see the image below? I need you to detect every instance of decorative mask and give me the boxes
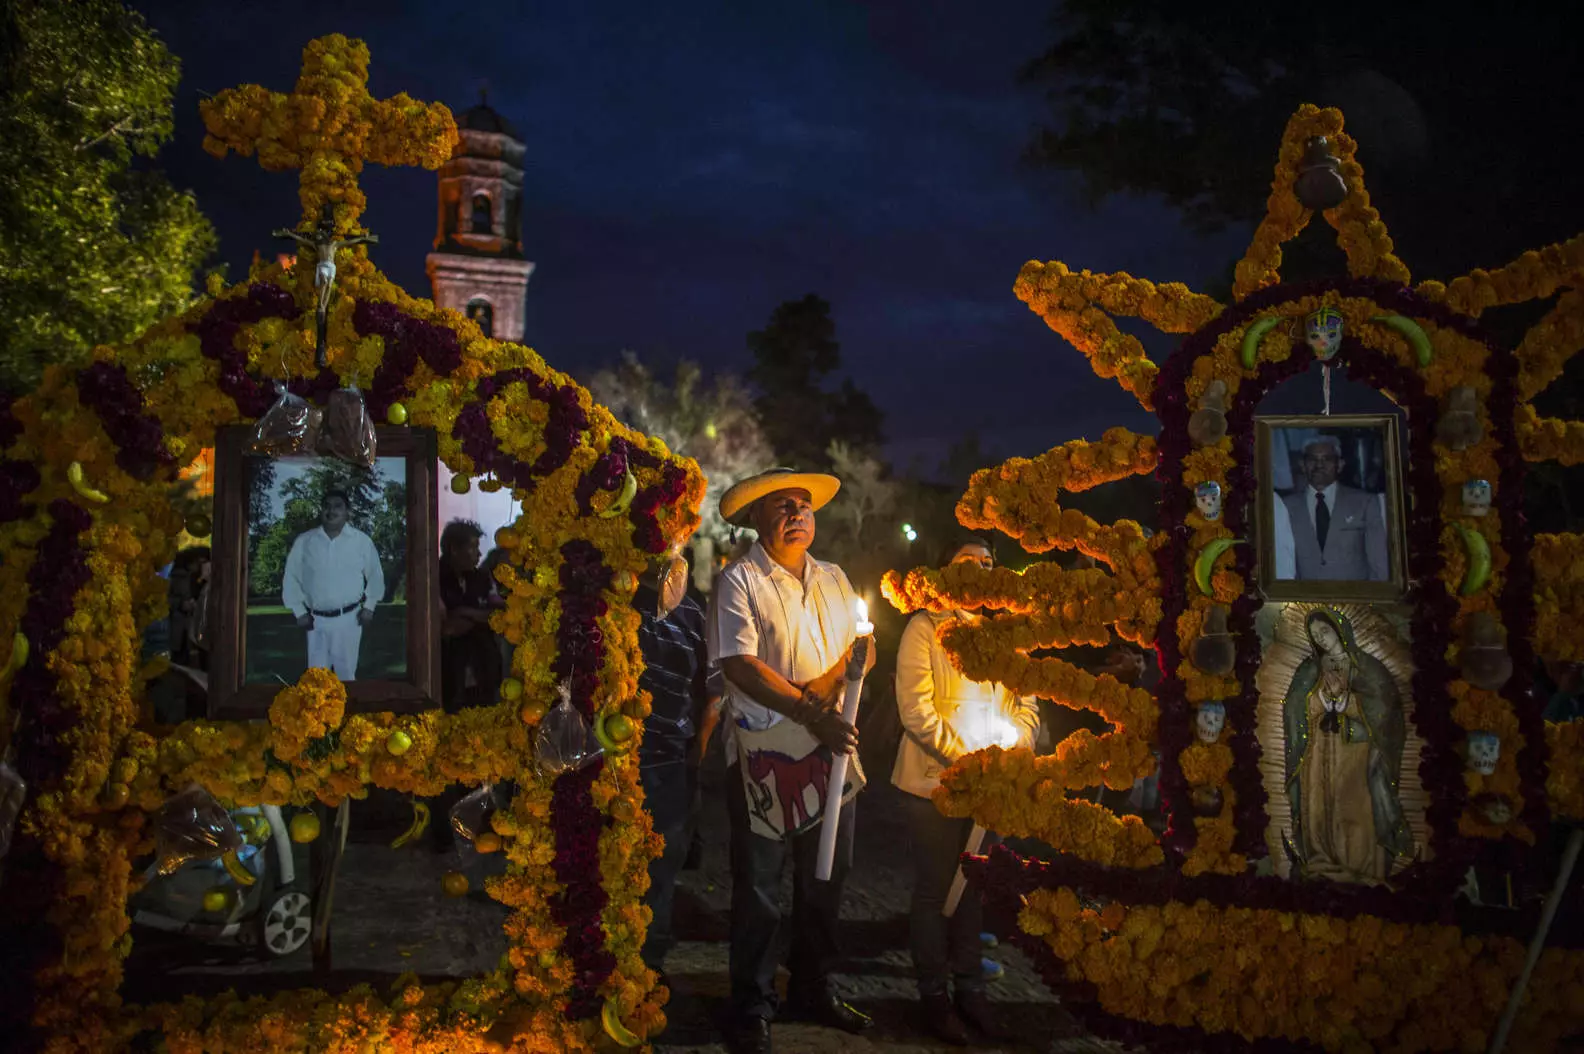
[1467,731,1501,776]
[1194,481,1222,521]
[1195,701,1227,744]
[1304,307,1345,361]
[1461,479,1492,517]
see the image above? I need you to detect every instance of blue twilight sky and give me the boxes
[132,1,1252,476]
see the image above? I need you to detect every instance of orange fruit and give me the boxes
[499,677,523,702]
[519,699,548,725]
[473,832,502,854]
[202,888,234,913]
[386,730,413,756]
[386,402,410,426]
[449,474,471,494]
[494,526,519,549]
[441,871,469,897]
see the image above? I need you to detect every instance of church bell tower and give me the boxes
[426,96,535,342]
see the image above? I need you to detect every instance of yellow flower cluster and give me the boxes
[933,748,1162,867]
[1547,720,1584,822]
[1515,289,1584,402]
[1418,232,1584,319]
[199,34,458,228]
[1518,406,1584,468]
[1233,105,1408,301]
[1018,888,1584,1052]
[1012,264,1169,409]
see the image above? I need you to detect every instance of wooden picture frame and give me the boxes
[1254,413,1409,603]
[208,426,441,720]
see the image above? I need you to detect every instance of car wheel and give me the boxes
[259,889,311,957]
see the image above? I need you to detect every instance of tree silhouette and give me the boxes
[587,351,776,552]
[747,295,884,471]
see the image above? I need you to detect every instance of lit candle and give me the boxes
[815,597,873,882]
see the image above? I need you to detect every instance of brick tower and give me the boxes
[425,96,534,341]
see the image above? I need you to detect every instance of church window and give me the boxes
[471,193,492,234]
[467,299,493,338]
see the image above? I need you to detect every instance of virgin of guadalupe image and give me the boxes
[1281,607,1414,882]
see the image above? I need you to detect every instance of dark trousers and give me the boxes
[725,764,854,1021]
[640,760,693,970]
[902,792,995,997]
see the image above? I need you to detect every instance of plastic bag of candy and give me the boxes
[248,383,322,456]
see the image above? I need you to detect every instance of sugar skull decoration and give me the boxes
[1195,700,1227,744]
[1467,731,1501,776]
[1194,480,1222,521]
[1461,479,1492,517]
[1304,307,1345,361]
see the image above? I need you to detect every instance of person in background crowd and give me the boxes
[633,543,715,982]
[282,490,384,680]
[480,546,514,673]
[432,520,505,855]
[710,468,875,1054]
[167,546,211,668]
[892,535,1040,1045]
[438,519,503,713]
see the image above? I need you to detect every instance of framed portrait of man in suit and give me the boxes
[1254,414,1408,602]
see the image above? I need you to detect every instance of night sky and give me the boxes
[131,0,1251,475]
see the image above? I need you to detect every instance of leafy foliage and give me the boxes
[587,351,776,552]
[1019,2,1584,273]
[246,457,406,603]
[0,0,216,391]
[747,295,884,470]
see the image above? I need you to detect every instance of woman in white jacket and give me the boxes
[891,536,1040,1045]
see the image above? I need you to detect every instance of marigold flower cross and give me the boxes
[198,34,459,230]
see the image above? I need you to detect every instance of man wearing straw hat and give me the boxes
[710,468,876,1054]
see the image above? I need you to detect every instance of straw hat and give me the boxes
[720,467,840,527]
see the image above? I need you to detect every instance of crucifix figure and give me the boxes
[273,204,379,369]
[198,34,457,369]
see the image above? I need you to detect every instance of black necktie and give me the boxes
[1315,491,1330,552]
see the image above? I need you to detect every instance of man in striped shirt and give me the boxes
[635,544,713,978]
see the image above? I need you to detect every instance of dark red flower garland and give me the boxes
[10,499,95,790]
[75,362,177,479]
[0,392,40,524]
[352,300,463,421]
[551,539,618,1017]
[453,369,590,492]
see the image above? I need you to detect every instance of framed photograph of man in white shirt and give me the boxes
[1254,414,1408,603]
[208,427,441,720]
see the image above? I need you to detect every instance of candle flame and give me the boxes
[855,596,869,624]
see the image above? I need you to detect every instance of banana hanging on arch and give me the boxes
[1238,317,1283,370]
[598,468,638,519]
[1456,524,1492,596]
[1193,538,1243,596]
[1371,315,1434,367]
[66,461,109,504]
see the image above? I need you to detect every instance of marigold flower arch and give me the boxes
[884,105,1584,1051]
[0,35,702,1053]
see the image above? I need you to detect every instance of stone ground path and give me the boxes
[123,777,1134,1053]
